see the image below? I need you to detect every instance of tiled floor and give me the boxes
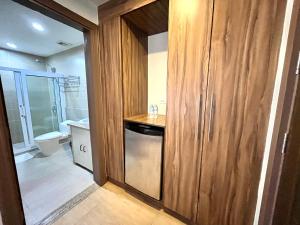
[53,182,185,225]
[13,142,29,155]
[16,146,94,225]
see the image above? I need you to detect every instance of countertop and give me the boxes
[124,114,166,128]
[69,121,90,130]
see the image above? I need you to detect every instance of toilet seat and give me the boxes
[34,131,62,142]
[34,120,73,156]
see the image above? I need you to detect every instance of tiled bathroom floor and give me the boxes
[15,146,94,225]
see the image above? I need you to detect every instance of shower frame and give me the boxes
[0,66,66,151]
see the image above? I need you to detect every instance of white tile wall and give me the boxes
[46,45,89,122]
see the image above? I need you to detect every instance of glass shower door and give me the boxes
[26,76,59,137]
[0,70,31,154]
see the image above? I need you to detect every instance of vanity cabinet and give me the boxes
[71,126,93,171]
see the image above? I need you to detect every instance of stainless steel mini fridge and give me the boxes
[125,122,164,200]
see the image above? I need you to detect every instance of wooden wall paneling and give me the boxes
[122,0,169,35]
[163,0,213,221]
[197,0,287,225]
[0,82,25,225]
[101,17,125,183]
[121,19,148,118]
[268,7,300,225]
[84,29,108,185]
[98,0,158,21]
[272,77,300,225]
[259,2,300,224]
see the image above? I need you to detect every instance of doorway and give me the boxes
[0,0,95,224]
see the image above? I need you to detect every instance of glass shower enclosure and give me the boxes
[0,67,65,155]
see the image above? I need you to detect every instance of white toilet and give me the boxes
[34,120,73,156]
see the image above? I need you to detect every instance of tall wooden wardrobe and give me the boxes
[97,0,287,224]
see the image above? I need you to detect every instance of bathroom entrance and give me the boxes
[0,0,96,224]
[0,67,63,155]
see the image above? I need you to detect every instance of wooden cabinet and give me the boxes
[71,126,93,171]
[163,0,213,221]
[164,0,287,224]
[99,17,125,183]
[98,0,287,224]
[98,0,168,184]
[196,0,287,225]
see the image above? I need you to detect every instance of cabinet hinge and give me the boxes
[296,52,300,75]
[281,132,289,154]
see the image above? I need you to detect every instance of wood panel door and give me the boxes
[197,0,287,224]
[163,0,213,221]
[272,73,300,225]
[0,82,25,225]
[85,29,108,185]
[100,17,125,183]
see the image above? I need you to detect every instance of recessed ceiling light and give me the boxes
[32,22,44,31]
[6,42,17,49]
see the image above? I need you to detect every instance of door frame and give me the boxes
[258,1,300,224]
[0,1,107,225]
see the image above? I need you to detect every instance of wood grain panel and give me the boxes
[259,4,300,224]
[101,17,125,183]
[163,0,213,221]
[121,19,148,118]
[0,82,25,225]
[84,29,108,185]
[271,9,300,225]
[122,0,168,35]
[272,79,300,225]
[197,0,287,224]
[272,78,300,225]
[98,0,157,20]
[124,114,166,128]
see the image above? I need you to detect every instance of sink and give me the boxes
[79,118,89,125]
[69,118,90,129]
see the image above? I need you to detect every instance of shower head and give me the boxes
[34,58,56,73]
[50,67,56,73]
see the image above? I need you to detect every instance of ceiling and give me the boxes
[0,0,84,57]
[90,0,109,5]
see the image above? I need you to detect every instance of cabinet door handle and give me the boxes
[208,94,216,142]
[80,144,83,151]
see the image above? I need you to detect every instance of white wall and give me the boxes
[54,0,107,25]
[148,32,168,115]
[253,0,295,224]
[0,49,46,71]
[46,45,89,121]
